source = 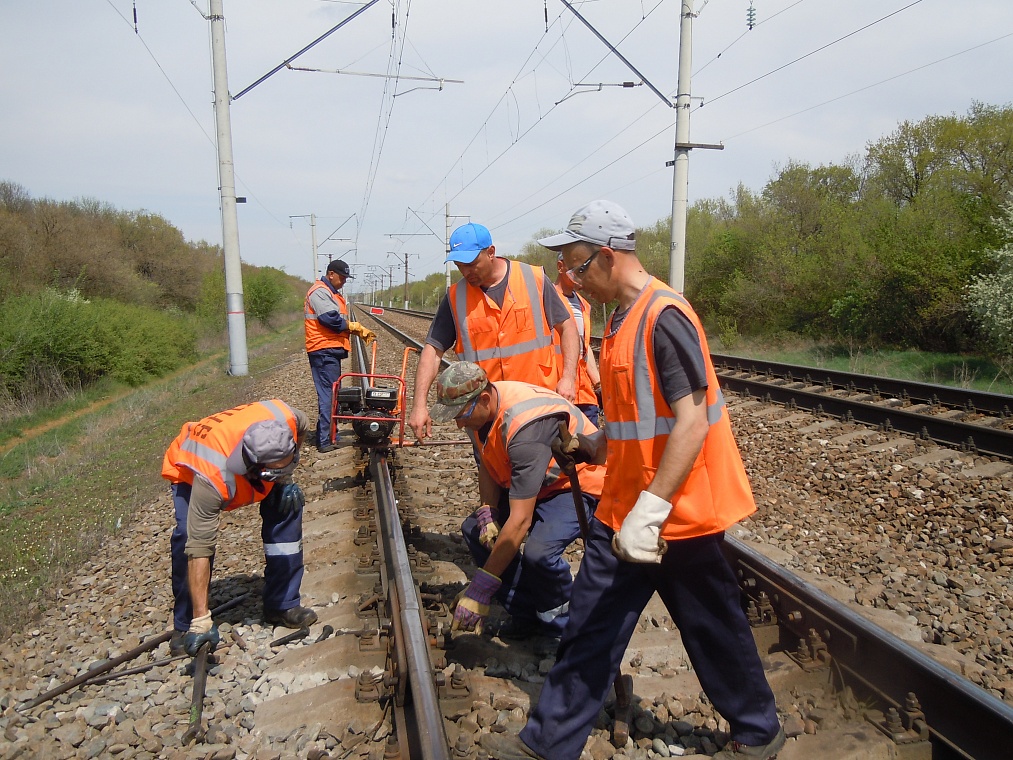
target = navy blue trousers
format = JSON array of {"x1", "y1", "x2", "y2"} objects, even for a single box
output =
[
  {"x1": 462, "y1": 490, "x2": 595, "y2": 635},
  {"x1": 170, "y1": 482, "x2": 306, "y2": 632},
  {"x1": 520, "y1": 518, "x2": 780, "y2": 760},
  {"x1": 308, "y1": 348, "x2": 343, "y2": 447},
  {"x1": 576, "y1": 403, "x2": 599, "y2": 428}
]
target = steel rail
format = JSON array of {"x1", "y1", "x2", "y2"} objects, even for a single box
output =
[
  {"x1": 724, "y1": 536, "x2": 1013, "y2": 760},
  {"x1": 717, "y1": 374, "x2": 1013, "y2": 460},
  {"x1": 712, "y1": 353, "x2": 1013, "y2": 418},
  {"x1": 350, "y1": 305, "x2": 451, "y2": 371},
  {"x1": 347, "y1": 329, "x2": 451, "y2": 758},
  {"x1": 369, "y1": 450, "x2": 451, "y2": 759}
]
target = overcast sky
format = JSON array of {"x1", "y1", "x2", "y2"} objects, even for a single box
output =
[{"x1": 4, "y1": 1, "x2": 1012, "y2": 293}]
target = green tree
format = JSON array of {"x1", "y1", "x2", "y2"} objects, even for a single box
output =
[
  {"x1": 245, "y1": 267, "x2": 289, "y2": 326},
  {"x1": 966, "y1": 200, "x2": 1013, "y2": 381}
]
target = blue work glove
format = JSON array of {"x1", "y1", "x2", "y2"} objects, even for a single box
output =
[
  {"x1": 264, "y1": 483, "x2": 305, "y2": 516},
  {"x1": 183, "y1": 613, "x2": 220, "y2": 656},
  {"x1": 451, "y1": 568, "x2": 502, "y2": 635},
  {"x1": 474, "y1": 505, "x2": 500, "y2": 550}
]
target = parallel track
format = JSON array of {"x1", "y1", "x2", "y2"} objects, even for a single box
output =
[{"x1": 355, "y1": 302, "x2": 1013, "y2": 759}]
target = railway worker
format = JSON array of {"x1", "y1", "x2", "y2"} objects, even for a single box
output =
[
  {"x1": 305, "y1": 258, "x2": 376, "y2": 452},
  {"x1": 430, "y1": 361, "x2": 606, "y2": 639},
  {"x1": 407, "y1": 222, "x2": 580, "y2": 442},
  {"x1": 482, "y1": 200, "x2": 784, "y2": 760},
  {"x1": 162, "y1": 400, "x2": 319, "y2": 657},
  {"x1": 553, "y1": 251, "x2": 602, "y2": 427}
]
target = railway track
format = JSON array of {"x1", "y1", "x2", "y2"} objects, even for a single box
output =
[
  {"x1": 349, "y1": 303, "x2": 1013, "y2": 759},
  {"x1": 4, "y1": 305, "x2": 1011, "y2": 758},
  {"x1": 375, "y1": 306, "x2": 1013, "y2": 461}
]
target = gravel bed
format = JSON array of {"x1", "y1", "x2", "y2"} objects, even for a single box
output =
[
  {"x1": 367, "y1": 308, "x2": 1013, "y2": 700},
  {"x1": 2, "y1": 313, "x2": 1010, "y2": 760}
]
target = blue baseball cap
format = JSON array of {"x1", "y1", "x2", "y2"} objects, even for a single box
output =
[{"x1": 446, "y1": 223, "x2": 493, "y2": 264}]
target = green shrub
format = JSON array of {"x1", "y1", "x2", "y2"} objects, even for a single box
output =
[{"x1": 0, "y1": 290, "x2": 197, "y2": 400}]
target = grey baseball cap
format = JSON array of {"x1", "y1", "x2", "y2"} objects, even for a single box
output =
[
  {"x1": 226, "y1": 420, "x2": 296, "y2": 474},
  {"x1": 430, "y1": 362, "x2": 489, "y2": 423},
  {"x1": 538, "y1": 200, "x2": 636, "y2": 251}
]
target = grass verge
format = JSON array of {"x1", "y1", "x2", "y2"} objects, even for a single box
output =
[{"x1": 0, "y1": 323, "x2": 305, "y2": 638}]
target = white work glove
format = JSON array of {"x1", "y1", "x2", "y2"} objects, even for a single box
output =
[{"x1": 611, "y1": 491, "x2": 671, "y2": 564}]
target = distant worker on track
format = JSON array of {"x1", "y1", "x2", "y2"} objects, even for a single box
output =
[
  {"x1": 431, "y1": 362, "x2": 605, "y2": 639},
  {"x1": 408, "y1": 222, "x2": 580, "y2": 442},
  {"x1": 482, "y1": 200, "x2": 784, "y2": 760},
  {"x1": 305, "y1": 259, "x2": 375, "y2": 452},
  {"x1": 553, "y1": 250, "x2": 602, "y2": 426},
  {"x1": 162, "y1": 400, "x2": 318, "y2": 656}
]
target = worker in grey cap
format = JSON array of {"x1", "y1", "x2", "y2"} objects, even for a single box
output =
[{"x1": 161, "y1": 400, "x2": 317, "y2": 656}]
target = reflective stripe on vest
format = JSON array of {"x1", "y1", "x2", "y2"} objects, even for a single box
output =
[
  {"x1": 598, "y1": 279, "x2": 755, "y2": 540},
  {"x1": 450, "y1": 262, "x2": 559, "y2": 384},
  {"x1": 602, "y1": 289, "x2": 726, "y2": 443},
  {"x1": 305, "y1": 281, "x2": 350, "y2": 353},
  {"x1": 162, "y1": 400, "x2": 298, "y2": 509},
  {"x1": 478, "y1": 381, "x2": 604, "y2": 499},
  {"x1": 552, "y1": 283, "x2": 598, "y2": 405}
]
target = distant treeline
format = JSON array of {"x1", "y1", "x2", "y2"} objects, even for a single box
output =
[
  {"x1": 382, "y1": 102, "x2": 1013, "y2": 362},
  {"x1": 0, "y1": 182, "x2": 306, "y2": 415}
]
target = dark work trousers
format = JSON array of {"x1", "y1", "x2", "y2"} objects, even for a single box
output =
[
  {"x1": 170, "y1": 482, "x2": 306, "y2": 632},
  {"x1": 520, "y1": 518, "x2": 780, "y2": 760},
  {"x1": 307, "y1": 348, "x2": 343, "y2": 447},
  {"x1": 576, "y1": 403, "x2": 599, "y2": 428},
  {"x1": 461, "y1": 489, "x2": 596, "y2": 635}
]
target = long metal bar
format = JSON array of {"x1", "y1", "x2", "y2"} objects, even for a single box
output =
[
  {"x1": 724, "y1": 537, "x2": 1013, "y2": 760},
  {"x1": 717, "y1": 374, "x2": 1013, "y2": 460},
  {"x1": 181, "y1": 642, "x2": 211, "y2": 745},
  {"x1": 370, "y1": 451, "x2": 451, "y2": 759},
  {"x1": 713, "y1": 354, "x2": 1013, "y2": 417},
  {"x1": 17, "y1": 592, "x2": 251, "y2": 711},
  {"x1": 232, "y1": 0, "x2": 383, "y2": 100}
]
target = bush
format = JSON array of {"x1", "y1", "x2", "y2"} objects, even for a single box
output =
[{"x1": 0, "y1": 290, "x2": 197, "y2": 401}]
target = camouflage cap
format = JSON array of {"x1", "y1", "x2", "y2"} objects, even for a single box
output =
[
  {"x1": 225, "y1": 420, "x2": 296, "y2": 474},
  {"x1": 430, "y1": 362, "x2": 489, "y2": 423}
]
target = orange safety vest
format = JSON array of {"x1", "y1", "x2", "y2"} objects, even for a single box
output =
[
  {"x1": 305, "y1": 280, "x2": 350, "y2": 353},
  {"x1": 161, "y1": 400, "x2": 299, "y2": 510},
  {"x1": 598, "y1": 278, "x2": 755, "y2": 539},
  {"x1": 472, "y1": 381, "x2": 605, "y2": 500},
  {"x1": 450, "y1": 260, "x2": 560, "y2": 388},
  {"x1": 552, "y1": 283, "x2": 597, "y2": 406}
]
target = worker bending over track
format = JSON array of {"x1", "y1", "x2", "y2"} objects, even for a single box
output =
[
  {"x1": 482, "y1": 200, "x2": 784, "y2": 760},
  {"x1": 162, "y1": 399, "x2": 318, "y2": 656},
  {"x1": 431, "y1": 362, "x2": 606, "y2": 639}
]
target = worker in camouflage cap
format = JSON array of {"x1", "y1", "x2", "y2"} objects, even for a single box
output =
[{"x1": 430, "y1": 361, "x2": 490, "y2": 422}]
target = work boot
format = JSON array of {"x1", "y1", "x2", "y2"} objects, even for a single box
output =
[
  {"x1": 496, "y1": 617, "x2": 541, "y2": 641},
  {"x1": 318, "y1": 441, "x2": 339, "y2": 453},
  {"x1": 479, "y1": 732, "x2": 546, "y2": 760},
  {"x1": 713, "y1": 727, "x2": 786, "y2": 759},
  {"x1": 169, "y1": 630, "x2": 186, "y2": 656},
  {"x1": 264, "y1": 606, "x2": 318, "y2": 629}
]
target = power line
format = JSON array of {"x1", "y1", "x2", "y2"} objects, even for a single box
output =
[
  {"x1": 694, "y1": 0, "x2": 809, "y2": 77},
  {"x1": 410, "y1": 0, "x2": 666, "y2": 263},
  {"x1": 702, "y1": 0, "x2": 925, "y2": 109},
  {"x1": 719, "y1": 29, "x2": 1013, "y2": 142}
]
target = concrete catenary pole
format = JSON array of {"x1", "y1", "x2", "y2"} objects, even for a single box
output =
[
  {"x1": 209, "y1": 0, "x2": 248, "y2": 375},
  {"x1": 445, "y1": 203, "x2": 452, "y2": 294},
  {"x1": 309, "y1": 213, "x2": 318, "y2": 281},
  {"x1": 669, "y1": 1, "x2": 694, "y2": 293}
]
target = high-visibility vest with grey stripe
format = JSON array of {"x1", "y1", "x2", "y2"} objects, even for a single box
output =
[{"x1": 450, "y1": 261, "x2": 559, "y2": 385}]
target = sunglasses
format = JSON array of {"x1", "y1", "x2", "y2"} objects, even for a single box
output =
[
  {"x1": 566, "y1": 248, "x2": 601, "y2": 282},
  {"x1": 454, "y1": 395, "x2": 481, "y2": 422}
]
